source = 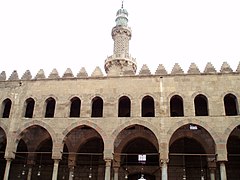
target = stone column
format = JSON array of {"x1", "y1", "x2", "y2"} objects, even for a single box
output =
[
  {"x1": 68, "y1": 166, "x2": 74, "y2": 180},
  {"x1": 52, "y1": 159, "x2": 60, "y2": 180},
  {"x1": 219, "y1": 162, "x2": 227, "y2": 180},
  {"x1": 113, "y1": 167, "x2": 119, "y2": 180},
  {"x1": 3, "y1": 158, "x2": 12, "y2": 180},
  {"x1": 27, "y1": 165, "x2": 33, "y2": 180},
  {"x1": 161, "y1": 159, "x2": 168, "y2": 180},
  {"x1": 210, "y1": 168, "x2": 216, "y2": 180},
  {"x1": 105, "y1": 159, "x2": 112, "y2": 180}
]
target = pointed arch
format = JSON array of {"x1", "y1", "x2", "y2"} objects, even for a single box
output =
[
  {"x1": 15, "y1": 121, "x2": 57, "y2": 144},
  {"x1": 24, "y1": 97, "x2": 35, "y2": 118},
  {"x1": 118, "y1": 95, "x2": 131, "y2": 117},
  {"x1": 170, "y1": 95, "x2": 184, "y2": 117},
  {"x1": 44, "y1": 97, "x2": 56, "y2": 118},
  {"x1": 194, "y1": 94, "x2": 208, "y2": 116},
  {"x1": 141, "y1": 95, "x2": 155, "y2": 117},
  {"x1": 91, "y1": 96, "x2": 103, "y2": 117},
  {"x1": 224, "y1": 93, "x2": 238, "y2": 116},
  {"x1": 69, "y1": 97, "x2": 81, "y2": 117},
  {"x1": 1, "y1": 98, "x2": 12, "y2": 118}
]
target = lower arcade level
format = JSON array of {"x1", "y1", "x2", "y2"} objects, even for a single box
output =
[{"x1": 0, "y1": 122, "x2": 240, "y2": 180}]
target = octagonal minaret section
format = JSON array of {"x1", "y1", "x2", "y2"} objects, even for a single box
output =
[{"x1": 104, "y1": 4, "x2": 137, "y2": 75}]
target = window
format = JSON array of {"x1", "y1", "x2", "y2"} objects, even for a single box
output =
[
  {"x1": 142, "y1": 95, "x2": 155, "y2": 117},
  {"x1": 2, "y1": 98, "x2": 12, "y2": 118},
  {"x1": 170, "y1": 95, "x2": 184, "y2": 117},
  {"x1": 70, "y1": 97, "x2": 81, "y2": 117},
  {"x1": 224, "y1": 94, "x2": 238, "y2": 116},
  {"x1": 194, "y1": 94, "x2": 208, "y2": 116},
  {"x1": 91, "y1": 96, "x2": 103, "y2": 117},
  {"x1": 45, "y1": 97, "x2": 56, "y2": 118},
  {"x1": 118, "y1": 96, "x2": 131, "y2": 117},
  {"x1": 24, "y1": 98, "x2": 35, "y2": 118}
]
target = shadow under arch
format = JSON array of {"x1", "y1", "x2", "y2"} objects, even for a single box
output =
[
  {"x1": 168, "y1": 123, "x2": 216, "y2": 180},
  {"x1": 113, "y1": 124, "x2": 160, "y2": 180},
  {"x1": 0, "y1": 126, "x2": 7, "y2": 179},
  {"x1": 226, "y1": 124, "x2": 240, "y2": 179},
  {"x1": 166, "y1": 119, "x2": 220, "y2": 146},
  {"x1": 62, "y1": 120, "x2": 107, "y2": 146},
  {"x1": 224, "y1": 122, "x2": 240, "y2": 142},
  {"x1": 112, "y1": 119, "x2": 160, "y2": 146},
  {"x1": 169, "y1": 123, "x2": 216, "y2": 154},
  {"x1": 10, "y1": 124, "x2": 54, "y2": 180},
  {"x1": 15, "y1": 120, "x2": 57, "y2": 145},
  {"x1": 61, "y1": 124, "x2": 105, "y2": 180},
  {"x1": 0, "y1": 122, "x2": 8, "y2": 135}
]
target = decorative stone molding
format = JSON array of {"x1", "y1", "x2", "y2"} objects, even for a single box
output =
[
  {"x1": 0, "y1": 71, "x2": 6, "y2": 81},
  {"x1": 48, "y1": 68, "x2": 60, "y2": 79},
  {"x1": 8, "y1": 70, "x2": 19, "y2": 80},
  {"x1": 171, "y1": 63, "x2": 184, "y2": 75},
  {"x1": 139, "y1": 64, "x2": 151, "y2": 76},
  {"x1": 63, "y1": 68, "x2": 74, "y2": 78},
  {"x1": 21, "y1": 70, "x2": 32, "y2": 80},
  {"x1": 236, "y1": 62, "x2": 240, "y2": 73},
  {"x1": 91, "y1": 66, "x2": 104, "y2": 77},
  {"x1": 77, "y1": 67, "x2": 88, "y2": 78},
  {"x1": 123, "y1": 66, "x2": 135, "y2": 76},
  {"x1": 1, "y1": 62, "x2": 240, "y2": 81},
  {"x1": 220, "y1": 62, "x2": 233, "y2": 73},
  {"x1": 187, "y1": 63, "x2": 200, "y2": 74},
  {"x1": 35, "y1": 69, "x2": 46, "y2": 79},
  {"x1": 204, "y1": 62, "x2": 216, "y2": 74},
  {"x1": 155, "y1": 64, "x2": 167, "y2": 75}
]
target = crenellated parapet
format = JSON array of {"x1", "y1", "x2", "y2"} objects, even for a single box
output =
[{"x1": 0, "y1": 61, "x2": 239, "y2": 82}]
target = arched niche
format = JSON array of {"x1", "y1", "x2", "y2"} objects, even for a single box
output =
[
  {"x1": 168, "y1": 124, "x2": 216, "y2": 180},
  {"x1": 63, "y1": 125, "x2": 104, "y2": 179},
  {"x1": 226, "y1": 125, "x2": 240, "y2": 179},
  {"x1": 114, "y1": 124, "x2": 160, "y2": 179},
  {"x1": 10, "y1": 125, "x2": 53, "y2": 179}
]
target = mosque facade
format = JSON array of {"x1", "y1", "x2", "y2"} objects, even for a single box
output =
[{"x1": 0, "y1": 4, "x2": 240, "y2": 180}]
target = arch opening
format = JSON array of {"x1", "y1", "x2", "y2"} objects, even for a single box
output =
[
  {"x1": 0, "y1": 127, "x2": 7, "y2": 178},
  {"x1": 169, "y1": 124, "x2": 216, "y2": 180},
  {"x1": 224, "y1": 94, "x2": 238, "y2": 116},
  {"x1": 1, "y1": 98, "x2": 12, "y2": 118},
  {"x1": 170, "y1": 95, "x2": 184, "y2": 117},
  {"x1": 118, "y1": 96, "x2": 131, "y2": 117},
  {"x1": 114, "y1": 125, "x2": 159, "y2": 179},
  {"x1": 10, "y1": 125, "x2": 53, "y2": 180},
  {"x1": 70, "y1": 97, "x2": 81, "y2": 117},
  {"x1": 226, "y1": 125, "x2": 240, "y2": 179},
  {"x1": 45, "y1": 97, "x2": 56, "y2": 118},
  {"x1": 194, "y1": 94, "x2": 208, "y2": 116},
  {"x1": 62, "y1": 126, "x2": 104, "y2": 180},
  {"x1": 24, "y1": 98, "x2": 35, "y2": 118},
  {"x1": 142, "y1": 96, "x2": 155, "y2": 117},
  {"x1": 91, "y1": 96, "x2": 103, "y2": 117}
]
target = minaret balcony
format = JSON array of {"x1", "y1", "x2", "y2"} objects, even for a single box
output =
[
  {"x1": 105, "y1": 54, "x2": 136, "y2": 64},
  {"x1": 104, "y1": 54, "x2": 137, "y2": 74}
]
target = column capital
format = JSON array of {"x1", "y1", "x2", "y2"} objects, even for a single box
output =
[
  {"x1": 4, "y1": 157, "x2": 13, "y2": 162},
  {"x1": 105, "y1": 159, "x2": 112, "y2": 167},
  {"x1": 218, "y1": 160, "x2": 227, "y2": 164},
  {"x1": 160, "y1": 159, "x2": 169, "y2": 165},
  {"x1": 53, "y1": 159, "x2": 60, "y2": 163}
]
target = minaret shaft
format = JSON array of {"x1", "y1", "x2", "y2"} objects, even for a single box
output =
[{"x1": 112, "y1": 27, "x2": 131, "y2": 56}]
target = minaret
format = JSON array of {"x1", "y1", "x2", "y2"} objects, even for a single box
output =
[{"x1": 104, "y1": 2, "x2": 137, "y2": 75}]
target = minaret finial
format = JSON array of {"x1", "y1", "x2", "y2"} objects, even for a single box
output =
[{"x1": 121, "y1": 0, "x2": 124, "y2": 8}]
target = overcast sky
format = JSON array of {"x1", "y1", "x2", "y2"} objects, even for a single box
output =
[{"x1": 0, "y1": 0, "x2": 240, "y2": 78}]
